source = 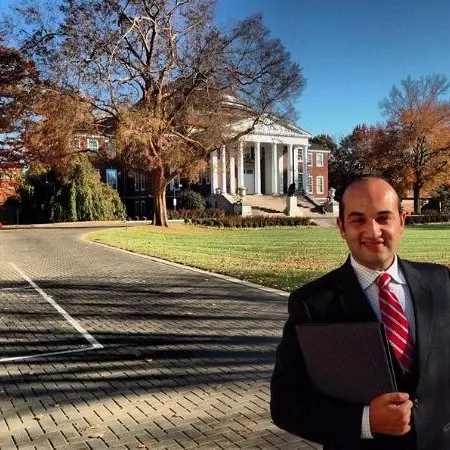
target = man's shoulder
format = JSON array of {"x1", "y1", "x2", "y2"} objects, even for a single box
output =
[
  {"x1": 288, "y1": 266, "x2": 344, "y2": 315},
  {"x1": 400, "y1": 258, "x2": 449, "y2": 278}
]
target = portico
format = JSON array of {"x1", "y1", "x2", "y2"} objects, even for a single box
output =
[{"x1": 209, "y1": 119, "x2": 311, "y2": 196}]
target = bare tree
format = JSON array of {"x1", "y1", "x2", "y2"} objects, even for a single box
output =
[
  {"x1": 379, "y1": 74, "x2": 450, "y2": 214},
  {"x1": 5, "y1": 0, "x2": 305, "y2": 225}
]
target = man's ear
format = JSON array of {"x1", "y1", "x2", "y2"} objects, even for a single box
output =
[{"x1": 399, "y1": 211, "x2": 406, "y2": 229}]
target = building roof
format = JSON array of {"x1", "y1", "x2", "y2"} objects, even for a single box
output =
[{"x1": 308, "y1": 142, "x2": 331, "y2": 152}]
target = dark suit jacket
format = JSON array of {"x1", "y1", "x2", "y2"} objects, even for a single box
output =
[{"x1": 270, "y1": 257, "x2": 450, "y2": 450}]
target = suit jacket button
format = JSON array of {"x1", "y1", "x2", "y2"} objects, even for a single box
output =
[{"x1": 413, "y1": 398, "x2": 419, "y2": 408}]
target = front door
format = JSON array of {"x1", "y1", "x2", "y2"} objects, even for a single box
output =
[{"x1": 244, "y1": 168, "x2": 255, "y2": 194}]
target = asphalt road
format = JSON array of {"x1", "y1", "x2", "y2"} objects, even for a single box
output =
[{"x1": 0, "y1": 227, "x2": 319, "y2": 450}]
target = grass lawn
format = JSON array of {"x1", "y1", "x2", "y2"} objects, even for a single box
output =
[{"x1": 87, "y1": 224, "x2": 450, "y2": 292}]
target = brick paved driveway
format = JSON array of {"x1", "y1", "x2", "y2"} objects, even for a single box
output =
[{"x1": 0, "y1": 228, "x2": 320, "y2": 450}]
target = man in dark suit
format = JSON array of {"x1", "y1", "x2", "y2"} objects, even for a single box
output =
[{"x1": 270, "y1": 176, "x2": 450, "y2": 450}]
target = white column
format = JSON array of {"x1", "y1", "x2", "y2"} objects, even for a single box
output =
[
  {"x1": 303, "y1": 146, "x2": 308, "y2": 193},
  {"x1": 229, "y1": 150, "x2": 236, "y2": 194},
  {"x1": 278, "y1": 145, "x2": 284, "y2": 194},
  {"x1": 293, "y1": 146, "x2": 299, "y2": 190},
  {"x1": 210, "y1": 150, "x2": 219, "y2": 194},
  {"x1": 287, "y1": 144, "x2": 294, "y2": 186},
  {"x1": 254, "y1": 141, "x2": 261, "y2": 194},
  {"x1": 237, "y1": 141, "x2": 244, "y2": 189},
  {"x1": 271, "y1": 142, "x2": 278, "y2": 194},
  {"x1": 220, "y1": 145, "x2": 227, "y2": 194}
]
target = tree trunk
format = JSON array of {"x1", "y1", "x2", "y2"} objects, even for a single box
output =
[
  {"x1": 413, "y1": 182, "x2": 421, "y2": 215},
  {"x1": 152, "y1": 167, "x2": 169, "y2": 227}
]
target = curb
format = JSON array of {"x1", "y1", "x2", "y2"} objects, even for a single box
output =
[{"x1": 81, "y1": 234, "x2": 290, "y2": 299}]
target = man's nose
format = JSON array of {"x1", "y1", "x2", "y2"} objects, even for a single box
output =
[{"x1": 365, "y1": 219, "x2": 382, "y2": 238}]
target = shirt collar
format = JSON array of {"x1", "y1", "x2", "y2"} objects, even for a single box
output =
[{"x1": 350, "y1": 254, "x2": 406, "y2": 290}]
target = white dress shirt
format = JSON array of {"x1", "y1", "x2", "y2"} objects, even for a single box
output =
[{"x1": 350, "y1": 255, "x2": 415, "y2": 439}]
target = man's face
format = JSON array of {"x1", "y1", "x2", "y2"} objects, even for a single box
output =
[{"x1": 336, "y1": 179, "x2": 406, "y2": 271}]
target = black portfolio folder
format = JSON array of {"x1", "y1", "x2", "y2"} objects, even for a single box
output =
[{"x1": 295, "y1": 322, "x2": 397, "y2": 404}]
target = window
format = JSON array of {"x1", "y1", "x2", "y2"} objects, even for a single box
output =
[
  {"x1": 140, "y1": 200, "x2": 146, "y2": 216},
  {"x1": 297, "y1": 173, "x2": 303, "y2": 190},
  {"x1": 134, "y1": 172, "x2": 139, "y2": 192},
  {"x1": 307, "y1": 152, "x2": 313, "y2": 165},
  {"x1": 106, "y1": 169, "x2": 118, "y2": 190},
  {"x1": 316, "y1": 153, "x2": 324, "y2": 167},
  {"x1": 135, "y1": 200, "x2": 140, "y2": 216},
  {"x1": 298, "y1": 151, "x2": 303, "y2": 162},
  {"x1": 140, "y1": 173, "x2": 146, "y2": 191},
  {"x1": 200, "y1": 171, "x2": 210, "y2": 185},
  {"x1": 316, "y1": 176, "x2": 324, "y2": 194},
  {"x1": 308, "y1": 176, "x2": 313, "y2": 194},
  {"x1": 88, "y1": 139, "x2": 99, "y2": 151}
]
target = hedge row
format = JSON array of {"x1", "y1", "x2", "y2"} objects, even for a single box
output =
[
  {"x1": 168, "y1": 208, "x2": 228, "y2": 220},
  {"x1": 187, "y1": 216, "x2": 314, "y2": 228},
  {"x1": 406, "y1": 214, "x2": 450, "y2": 225}
]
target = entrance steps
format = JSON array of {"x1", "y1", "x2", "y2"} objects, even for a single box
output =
[{"x1": 207, "y1": 193, "x2": 320, "y2": 216}]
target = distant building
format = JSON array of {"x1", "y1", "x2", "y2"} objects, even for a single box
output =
[
  {"x1": 202, "y1": 119, "x2": 330, "y2": 201},
  {"x1": 75, "y1": 134, "x2": 152, "y2": 219},
  {"x1": 75, "y1": 97, "x2": 330, "y2": 217}
]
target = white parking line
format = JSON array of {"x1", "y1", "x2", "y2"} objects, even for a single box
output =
[{"x1": 0, "y1": 263, "x2": 103, "y2": 362}]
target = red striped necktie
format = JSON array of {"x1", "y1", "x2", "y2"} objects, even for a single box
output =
[{"x1": 377, "y1": 273, "x2": 414, "y2": 371}]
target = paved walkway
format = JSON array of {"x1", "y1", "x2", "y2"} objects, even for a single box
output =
[{"x1": 0, "y1": 228, "x2": 320, "y2": 449}]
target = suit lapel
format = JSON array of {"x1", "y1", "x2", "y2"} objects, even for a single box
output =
[
  {"x1": 335, "y1": 259, "x2": 378, "y2": 323},
  {"x1": 398, "y1": 258, "x2": 433, "y2": 383}
]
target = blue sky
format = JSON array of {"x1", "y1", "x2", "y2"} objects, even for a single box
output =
[
  {"x1": 2, "y1": 0, "x2": 450, "y2": 142},
  {"x1": 217, "y1": 0, "x2": 450, "y2": 141}
]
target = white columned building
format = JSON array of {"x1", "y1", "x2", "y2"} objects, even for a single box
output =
[{"x1": 209, "y1": 117, "x2": 311, "y2": 196}]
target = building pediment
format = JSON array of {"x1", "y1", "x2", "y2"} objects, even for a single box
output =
[{"x1": 229, "y1": 116, "x2": 311, "y2": 140}]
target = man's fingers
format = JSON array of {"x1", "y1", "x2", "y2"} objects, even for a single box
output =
[{"x1": 380, "y1": 392, "x2": 409, "y2": 404}]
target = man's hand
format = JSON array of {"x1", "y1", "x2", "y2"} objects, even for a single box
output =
[{"x1": 369, "y1": 392, "x2": 413, "y2": 436}]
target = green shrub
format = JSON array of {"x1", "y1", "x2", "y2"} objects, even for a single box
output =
[
  {"x1": 406, "y1": 214, "x2": 450, "y2": 225},
  {"x1": 189, "y1": 215, "x2": 312, "y2": 228},
  {"x1": 67, "y1": 156, "x2": 126, "y2": 221},
  {"x1": 168, "y1": 208, "x2": 226, "y2": 220},
  {"x1": 180, "y1": 189, "x2": 205, "y2": 210}
]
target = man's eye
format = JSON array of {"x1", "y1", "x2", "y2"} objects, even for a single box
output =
[{"x1": 377, "y1": 216, "x2": 391, "y2": 223}]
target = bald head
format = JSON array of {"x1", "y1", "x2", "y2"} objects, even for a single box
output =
[
  {"x1": 336, "y1": 176, "x2": 405, "y2": 270},
  {"x1": 339, "y1": 177, "x2": 401, "y2": 224}
]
